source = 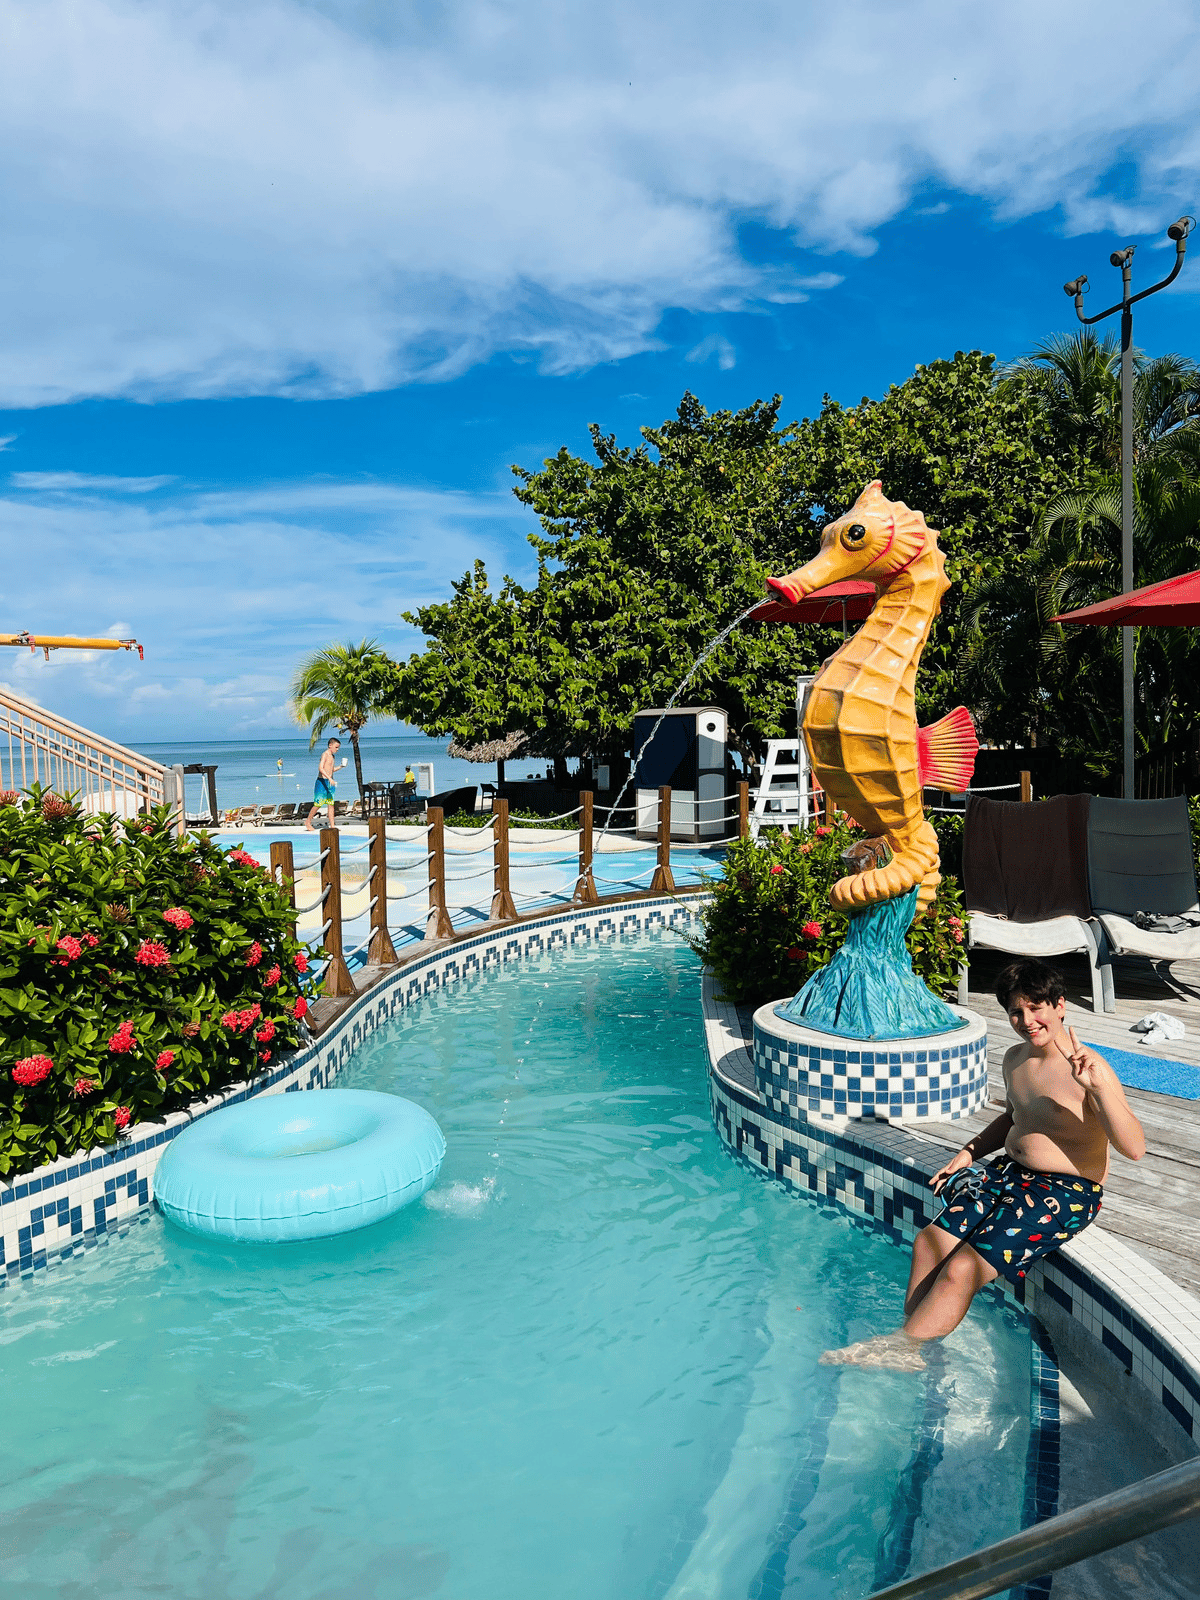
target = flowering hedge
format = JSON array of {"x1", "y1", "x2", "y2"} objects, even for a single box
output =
[
  {"x1": 0, "y1": 790, "x2": 320, "y2": 1179},
  {"x1": 690, "y1": 814, "x2": 967, "y2": 1008}
]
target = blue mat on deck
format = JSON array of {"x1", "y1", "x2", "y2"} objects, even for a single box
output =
[{"x1": 1082, "y1": 1042, "x2": 1200, "y2": 1100}]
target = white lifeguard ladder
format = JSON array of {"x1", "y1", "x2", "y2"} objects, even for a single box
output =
[
  {"x1": 749, "y1": 676, "x2": 821, "y2": 841},
  {"x1": 749, "y1": 738, "x2": 817, "y2": 839}
]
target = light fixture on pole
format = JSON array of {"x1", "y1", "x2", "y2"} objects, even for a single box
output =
[{"x1": 1063, "y1": 216, "x2": 1193, "y2": 798}]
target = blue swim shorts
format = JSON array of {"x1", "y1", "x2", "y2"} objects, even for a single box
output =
[
  {"x1": 314, "y1": 778, "x2": 336, "y2": 803},
  {"x1": 936, "y1": 1157, "x2": 1102, "y2": 1282}
]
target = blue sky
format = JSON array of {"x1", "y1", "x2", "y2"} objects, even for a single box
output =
[{"x1": 2, "y1": 0, "x2": 1200, "y2": 744}]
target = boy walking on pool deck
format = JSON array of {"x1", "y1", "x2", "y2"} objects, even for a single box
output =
[
  {"x1": 822, "y1": 958, "x2": 1145, "y2": 1371},
  {"x1": 306, "y1": 737, "x2": 341, "y2": 832}
]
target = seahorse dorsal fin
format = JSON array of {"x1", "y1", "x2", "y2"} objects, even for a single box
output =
[{"x1": 917, "y1": 707, "x2": 979, "y2": 791}]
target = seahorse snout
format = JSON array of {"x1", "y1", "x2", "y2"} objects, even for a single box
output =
[{"x1": 766, "y1": 543, "x2": 847, "y2": 604}]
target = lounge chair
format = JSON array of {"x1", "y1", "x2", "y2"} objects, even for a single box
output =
[
  {"x1": 960, "y1": 794, "x2": 1114, "y2": 1012},
  {"x1": 258, "y1": 805, "x2": 278, "y2": 824},
  {"x1": 348, "y1": 799, "x2": 363, "y2": 819},
  {"x1": 334, "y1": 800, "x2": 348, "y2": 817},
  {"x1": 296, "y1": 801, "x2": 314, "y2": 822},
  {"x1": 1088, "y1": 795, "x2": 1200, "y2": 967},
  {"x1": 277, "y1": 803, "x2": 297, "y2": 822},
  {"x1": 235, "y1": 806, "x2": 258, "y2": 827}
]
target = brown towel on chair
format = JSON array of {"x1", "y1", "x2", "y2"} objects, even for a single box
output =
[{"x1": 963, "y1": 794, "x2": 1093, "y2": 921}]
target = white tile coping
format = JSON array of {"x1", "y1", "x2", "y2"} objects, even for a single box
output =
[
  {"x1": 703, "y1": 971, "x2": 1200, "y2": 1456},
  {"x1": 2, "y1": 893, "x2": 707, "y2": 1283}
]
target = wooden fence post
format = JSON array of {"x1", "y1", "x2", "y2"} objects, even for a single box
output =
[
  {"x1": 738, "y1": 780, "x2": 750, "y2": 840},
  {"x1": 651, "y1": 785, "x2": 676, "y2": 893},
  {"x1": 574, "y1": 789, "x2": 599, "y2": 904},
  {"x1": 368, "y1": 815, "x2": 398, "y2": 966},
  {"x1": 1020, "y1": 770, "x2": 1032, "y2": 804},
  {"x1": 490, "y1": 797, "x2": 519, "y2": 922},
  {"x1": 319, "y1": 828, "x2": 355, "y2": 996},
  {"x1": 425, "y1": 806, "x2": 455, "y2": 940},
  {"x1": 269, "y1": 840, "x2": 296, "y2": 940}
]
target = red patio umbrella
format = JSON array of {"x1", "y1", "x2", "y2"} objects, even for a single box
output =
[
  {"x1": 1052, "y1": 567, "x2": 1200, "y2": 627},
  {"x1": 748, "y1": 579, "x2": 876, "y2": 628}
]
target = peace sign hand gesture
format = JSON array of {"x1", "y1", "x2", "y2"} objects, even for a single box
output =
[{"x1": 1058, "y1": 1026, "x2": 1113, "y2": 1095}]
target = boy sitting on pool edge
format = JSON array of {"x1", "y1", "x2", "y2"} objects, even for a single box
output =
[{"x1": 821, "y1": 958, "x2": 1146, "y2": 1371}]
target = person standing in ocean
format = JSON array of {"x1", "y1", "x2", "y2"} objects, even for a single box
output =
[{"x1": 307, "y1": 737, "x2": 341, "y2": 831}]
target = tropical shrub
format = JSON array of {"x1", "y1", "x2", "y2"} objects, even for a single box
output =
[
  {"x1": 0, "y1": 791, "x2": 320, "y2": 1179},
  {"x1": 691, "y1": 816, "x2": 966, "y2": 1008}
]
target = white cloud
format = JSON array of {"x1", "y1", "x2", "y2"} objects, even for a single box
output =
[
  {"x1": 685, "y1": 333, "x2": 737, "y2": 371},
  {"x1": 0, "y1": 471, "x2": 536, "y2": 739},
  {"x1": 9, "y1": 471, "x2": 178, "y2": 493},
  {"x1": 1, "y1": 0, "x2": 1198, "y2": 406},
  {"x1": 0, "y1": 436, "x2": 16, "y2": 451}
]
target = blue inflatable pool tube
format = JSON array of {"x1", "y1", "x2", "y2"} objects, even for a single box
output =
[{"x1": 154, "y1": 1089, "x2": 446, "y2": 1243}]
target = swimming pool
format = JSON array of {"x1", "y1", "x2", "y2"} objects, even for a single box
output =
[{"x1": 0, "y1": 935, "x2": 1036, "y2": 1599}]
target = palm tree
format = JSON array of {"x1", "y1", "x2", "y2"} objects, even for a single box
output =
[
  {"x1": 1003, "y1": 330, "x2": 1200, "y2": 471},
  {"x1": 291, "y1": 640, "x2": 396, "y2": 800}
]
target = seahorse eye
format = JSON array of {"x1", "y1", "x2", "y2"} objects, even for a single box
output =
[{"x1": 843, "y1": 523, "x2": 868, "y2": 546}]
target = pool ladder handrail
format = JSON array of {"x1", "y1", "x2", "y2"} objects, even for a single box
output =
[{"x1": 868, "y1": 1454, "x2": 1200, "y2": 1600}]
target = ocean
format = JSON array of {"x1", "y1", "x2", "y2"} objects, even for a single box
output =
[{"x1": 133, "y1": 735, "x2": 530, "y2": 813}]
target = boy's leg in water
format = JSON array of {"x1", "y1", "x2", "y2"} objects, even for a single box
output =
[{"x1": 819, "y1": 1225, "x2": 997, "y2": 1371}]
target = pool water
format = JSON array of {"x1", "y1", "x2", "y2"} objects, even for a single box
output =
[{"x1": 0, "y1": 935, "x2": 1035, "y2": 1599}]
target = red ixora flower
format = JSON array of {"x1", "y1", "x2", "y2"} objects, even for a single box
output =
[
  {"x1": 113, "y1": 1106, "x2": 132, "y2": 1130},
  {"x1": 786, "y1": 946, "x2": 803, "y2": 961},
  {"x1": 294, "y1": 951, "x2": 309, "y2": 973},
  {"x1": 72, "y1": 1077, "x2": 96, "y2": 1097},
  {"x1": 52, "y1": 935, "x2": 83, "y2": 966},
  {"x1": 162, "y1": 907, "x2": 193, "y2": 931},
  {"x1": 156, "y1": 1049, "x2": 175, "y2": 1071},
  {"x1": 953, "y1": 930, "x2": 964, "y2": 944},
  {"x1": 799, "y1": 842, "x2": 813, "y2": 854},
  {"x1": 293, "y1": 995, "x2": 308, "y2": 1019},
  {"x1": 769, "y1": 864, "x2": 784, "y2": 876},
  {"x1": 227, "y1": 849, "x2": 259, "y2": 869},
  {"x1": 256, "y1": 1018, "x2": 276, "y2": 1043},
  {"x1": 181, "y1": 1021, "x2": 201, "y2": 1038},
  {"x1": 12, "y1": 1054, "x2": 53, "y2": 1087},
  {"x1": 108, "y1": 1022, "x2": 136, "y2": 1053},
  {"x1": 135, "y1": 940, "x2": 171, "y2": 968},
  {"x1": 815, "y1": 825, "x2": 832, "y2": 837},
  {"x1": 83, "y1": 933, "x2": 100, "y2": 947},
  {"x1": 948, "y1": 916, "x2": 963, "y2": 929},
  {"x1": 263, "y1": 964, "x2": 281, "y2": 988},
  {"x1": 245, "y1": 941, "x2": 262, "y2": 967},
  {"x1": 220, "y1": 1004, "x2": 262, "y2": 1034},
  {"x1": 259, "y1": 1049, "x2": 272, "y2": 1063},
  {"x1": 802, "y1": 920, "x2": 824, "y2": 940}
]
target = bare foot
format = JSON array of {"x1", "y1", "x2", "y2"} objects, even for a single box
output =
[{"x1": 819, "y1": 1333, "x2": 927, "y2": 1371}]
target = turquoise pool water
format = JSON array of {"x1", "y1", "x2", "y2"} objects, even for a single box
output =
[{"x1": 0, "y1": 935, "x2": 1034, "y2": 1599}]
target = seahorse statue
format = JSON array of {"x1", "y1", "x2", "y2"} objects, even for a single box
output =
[{"x1": 766, "y1": 480, "x2": 978, "y2": 917}]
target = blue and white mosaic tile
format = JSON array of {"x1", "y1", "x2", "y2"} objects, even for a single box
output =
[{"x1": 753, "y1": 1002, "x2": 989, "y2": 1125}]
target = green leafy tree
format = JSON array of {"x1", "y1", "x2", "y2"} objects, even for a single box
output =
[
  {"x1": 291, "y1": 639, "x2": 395, "y2": 799},
  {"x1": 787, "y1": 349, "x2": 1094, "y2": 723},
  {"x1": 392, "y1": 394, "x2": 835, "y2": 771},
  {"x1": 963, "y1": 332, "x2": 1200, "y2": 771}
]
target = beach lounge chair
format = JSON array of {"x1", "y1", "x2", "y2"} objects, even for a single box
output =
[
  {"x1": 258, "y1": 805, "x2": 279, "y2": 824},
  {"x1": 1087, "y1": 795, "x2": 1200, "y2": 967},
  {"x1": 235, "y1": 806, "x2": 257, "y2": 827},
  {"x1": 334, "y1": 801, "x2": 348, "y2": 817},
  {"x1": 297, "y1": 801, "x2": 314, "y2": 822},
  {"x1": 277, "y1": 803, "x2": 297, "y2": 822},
  {"x1": 348, "y1": 799, "x2": 363, "y2": 819},
  {"x1": 960, "y1": 794, "x2": 1114, "y2": 1012}
]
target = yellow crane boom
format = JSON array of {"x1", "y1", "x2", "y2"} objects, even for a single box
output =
[{"x1": 1, "y1": 632, "x2": 144, "y2": 660}]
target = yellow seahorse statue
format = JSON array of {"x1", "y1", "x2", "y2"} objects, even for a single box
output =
[{"x1": 766, "y1": 480, "x2": 978, "y2": 916}]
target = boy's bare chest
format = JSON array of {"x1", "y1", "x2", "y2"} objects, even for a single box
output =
[{"x1": 1006, "y1": 1053, "x2": 1089, "y2": 1129}]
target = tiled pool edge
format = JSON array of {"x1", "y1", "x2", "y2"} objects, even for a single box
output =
[
  {"x1": 1, "y1": 894, "x2": 705, "y2": 1283},
  {"x1": 703, "y1": 972, "x2": 1200, "y2": 1458}
]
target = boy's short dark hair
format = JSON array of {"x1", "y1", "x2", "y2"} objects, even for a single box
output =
[
  {"x1": 327, "y1": 736, "x2": 341, "y2": 746},
  {"x1": 995, "y1": 959, "x2": 1066, "y2": 1012}
]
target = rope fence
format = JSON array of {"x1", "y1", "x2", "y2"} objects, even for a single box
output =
[{"x1": 285, "y1": 772, "x2": 1037, "y2": 994}]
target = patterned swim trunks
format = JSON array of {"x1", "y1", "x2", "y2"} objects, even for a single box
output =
[{"x1": 935, "y1": 1158, "x2": 1103, "y2": 1282}]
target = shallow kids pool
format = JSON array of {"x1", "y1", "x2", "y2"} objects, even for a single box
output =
[{"x1": 1, "y1": 935, "x2": 1038, "y2": 1599}]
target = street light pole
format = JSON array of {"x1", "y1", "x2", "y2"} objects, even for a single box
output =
[{"x1": 1063, "y1": 216, "x2": 1193, "y2": 799}]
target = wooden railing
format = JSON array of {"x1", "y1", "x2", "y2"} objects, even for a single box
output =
[
  {"x1": 267, "y1": 784, "x2": 754, "y2": 997},
  {"x1": 0, "y1": 686, "x2": 169, "y2": 818}
]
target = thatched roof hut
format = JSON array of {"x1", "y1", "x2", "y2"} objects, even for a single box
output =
[{"x1": 446, "y1": 730, "x2": 546, "y2": 785}]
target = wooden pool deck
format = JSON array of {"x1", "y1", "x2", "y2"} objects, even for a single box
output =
[{"x1": 930, "y1": 947, "x2": 1200, "y2": 1297}]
